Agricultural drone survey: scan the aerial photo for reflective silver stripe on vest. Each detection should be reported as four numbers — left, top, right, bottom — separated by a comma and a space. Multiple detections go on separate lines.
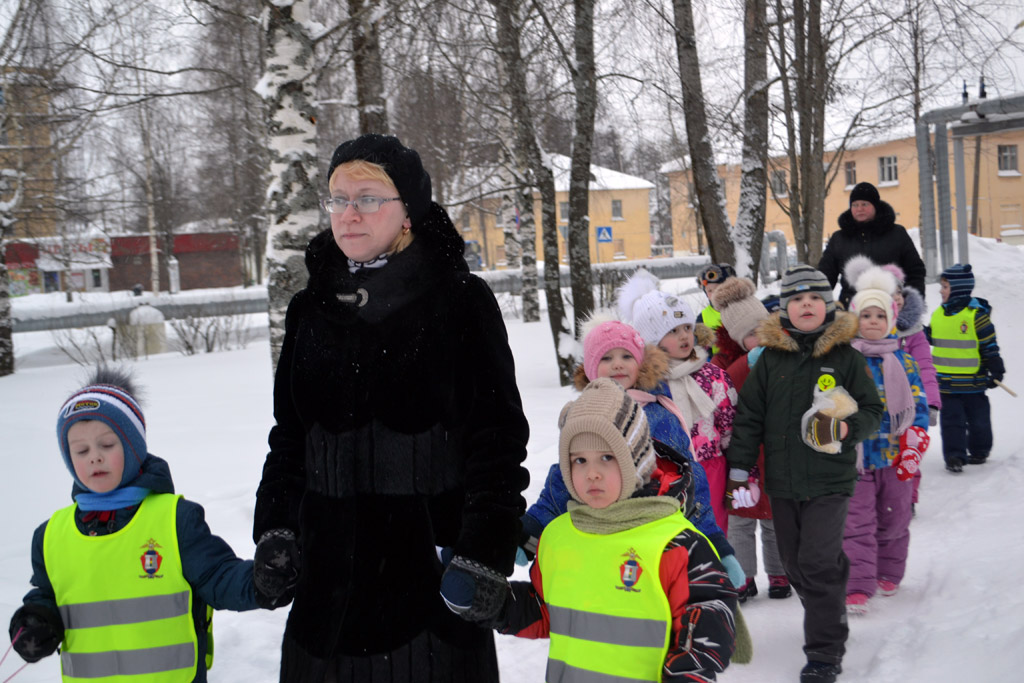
59, 591, 190, 629
548, 605, 665, 648
61, 642, 195, 678
932, 339, 977, 349
547, 658, 652, 683
932, 356, 981, 367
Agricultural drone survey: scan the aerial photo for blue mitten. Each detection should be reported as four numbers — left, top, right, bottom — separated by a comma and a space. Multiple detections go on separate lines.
439, 554, 510, 623
514, 547, 530, 567
721, 553, 747, 589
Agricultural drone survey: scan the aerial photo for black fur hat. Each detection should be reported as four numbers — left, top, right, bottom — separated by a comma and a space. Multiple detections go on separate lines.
327, 134, 432, 226
849, 182, 881, 210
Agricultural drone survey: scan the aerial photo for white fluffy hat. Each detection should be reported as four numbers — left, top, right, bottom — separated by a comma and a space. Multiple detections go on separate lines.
846, 259, 899, 333
616, 269, 695, 345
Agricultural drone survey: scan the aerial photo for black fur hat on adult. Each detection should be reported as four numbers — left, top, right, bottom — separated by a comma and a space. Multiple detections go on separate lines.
327, 134, 433, 226
849, 181, 881, 210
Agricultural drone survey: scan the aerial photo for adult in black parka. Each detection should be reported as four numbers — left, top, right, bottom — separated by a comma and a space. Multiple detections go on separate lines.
252, 134, 530, 682
818, 181, 926, 308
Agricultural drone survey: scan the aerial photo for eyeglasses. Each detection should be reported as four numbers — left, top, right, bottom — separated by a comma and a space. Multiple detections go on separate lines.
321, 196, 403, 214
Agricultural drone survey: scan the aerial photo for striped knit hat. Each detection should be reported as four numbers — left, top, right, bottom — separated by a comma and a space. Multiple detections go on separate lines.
779, 264, 836, 330
57, 371, 148, 491
941, 263, 974, 300
558, 377, 657, 504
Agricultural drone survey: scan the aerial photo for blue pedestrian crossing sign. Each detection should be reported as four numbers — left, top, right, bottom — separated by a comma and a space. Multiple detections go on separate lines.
596, 226, 613, 243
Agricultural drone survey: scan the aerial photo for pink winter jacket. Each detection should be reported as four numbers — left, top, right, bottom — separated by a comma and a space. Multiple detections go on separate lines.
899, 329, 941, 409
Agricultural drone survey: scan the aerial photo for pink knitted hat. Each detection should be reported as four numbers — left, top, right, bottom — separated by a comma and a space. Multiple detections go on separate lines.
880, 263, 906, 289
582, 320, 646, 382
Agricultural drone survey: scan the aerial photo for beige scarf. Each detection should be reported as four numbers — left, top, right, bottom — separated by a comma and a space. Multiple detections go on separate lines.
666, 347, 716, 430
568, 496, 681, 534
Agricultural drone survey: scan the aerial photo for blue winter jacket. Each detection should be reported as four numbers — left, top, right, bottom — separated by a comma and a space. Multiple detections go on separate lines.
523, 386, 733, 557
20, 455, 258, 681
859, 346, 929, 470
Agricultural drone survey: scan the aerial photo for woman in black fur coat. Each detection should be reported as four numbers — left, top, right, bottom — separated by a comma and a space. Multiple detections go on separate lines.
818, 181, 927, 308
252, 134, 530, 682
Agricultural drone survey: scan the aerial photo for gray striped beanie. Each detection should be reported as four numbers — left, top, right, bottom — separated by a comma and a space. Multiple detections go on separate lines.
558, 377, 657, 503
779, 264, 836, 328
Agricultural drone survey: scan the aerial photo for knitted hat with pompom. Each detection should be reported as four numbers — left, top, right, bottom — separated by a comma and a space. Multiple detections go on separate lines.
710, 277, 769, 343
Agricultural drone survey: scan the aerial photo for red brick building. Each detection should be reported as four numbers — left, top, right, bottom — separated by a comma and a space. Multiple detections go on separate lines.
5, 232, 244, 295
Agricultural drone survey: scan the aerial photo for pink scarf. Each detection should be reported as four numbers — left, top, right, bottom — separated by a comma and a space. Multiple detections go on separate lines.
852, 337, 915, 436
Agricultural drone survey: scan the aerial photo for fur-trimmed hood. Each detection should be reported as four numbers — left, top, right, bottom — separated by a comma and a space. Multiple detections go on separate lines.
895, 285, 926, 336
574, 344, 669, 391
756, 310, 859, 357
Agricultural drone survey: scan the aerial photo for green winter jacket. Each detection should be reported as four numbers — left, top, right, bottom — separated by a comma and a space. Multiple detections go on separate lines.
725, 311, 883, 500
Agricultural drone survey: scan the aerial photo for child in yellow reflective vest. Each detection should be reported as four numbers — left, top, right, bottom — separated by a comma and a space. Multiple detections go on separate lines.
928, 263, 1005, 471
7, 367, 288, 682
492, 378, 737, 682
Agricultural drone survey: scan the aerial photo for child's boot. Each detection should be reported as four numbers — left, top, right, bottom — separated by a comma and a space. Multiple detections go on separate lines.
768, 574, 792, 599
967, 451, 989, 465
845, 592, 869, 616
945, 458, 965, 473
738, 577, 758, 603
800, 661, 842, 683
877, 580, 899, 596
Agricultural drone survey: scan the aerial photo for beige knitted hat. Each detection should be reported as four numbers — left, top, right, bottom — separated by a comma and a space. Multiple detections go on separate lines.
711, 277, 769, 342
557, 377, 657, 503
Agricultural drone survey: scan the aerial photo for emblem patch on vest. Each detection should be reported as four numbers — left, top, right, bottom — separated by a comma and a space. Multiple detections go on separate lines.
960, 322, 968, 334
140, 538, 164, 578
617, 547, 644, 592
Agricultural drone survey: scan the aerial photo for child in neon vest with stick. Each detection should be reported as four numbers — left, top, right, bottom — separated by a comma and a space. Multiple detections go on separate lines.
928, 263, 1005, 471
7, 367, 288, 681
493, 378, 737, 682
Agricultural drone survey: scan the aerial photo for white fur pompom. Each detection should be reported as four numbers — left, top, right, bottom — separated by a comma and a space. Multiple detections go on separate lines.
615, 269, 660, 323
842, 255, 877, 288
578, 308, 620, 342
853, 265, 899, 296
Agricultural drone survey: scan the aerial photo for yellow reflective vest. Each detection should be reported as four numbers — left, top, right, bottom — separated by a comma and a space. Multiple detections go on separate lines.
930, 306, 981, 374
538, 509, 704, 683
43, 493, 204, 682
700, 305, 721, 354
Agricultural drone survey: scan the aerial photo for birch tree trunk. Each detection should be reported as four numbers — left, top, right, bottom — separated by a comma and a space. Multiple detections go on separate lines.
259, 0, 320, 369
733, 0, 769, 279
348, 0, 389, 134
0, 171, 21, 377
567, 0, 596, 334
490, 0, 574, 385
671, 0, 733, 265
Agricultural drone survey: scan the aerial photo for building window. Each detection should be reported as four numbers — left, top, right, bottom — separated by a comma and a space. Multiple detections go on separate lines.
461, 211, 471, 232
844, 161, 857, 187
91, 269, 102, 288
998, 145, 1019, 173
878, 155, 898, 184
611, 199, 623, 220
770, 170, 788, 197
559, 201, 569, 222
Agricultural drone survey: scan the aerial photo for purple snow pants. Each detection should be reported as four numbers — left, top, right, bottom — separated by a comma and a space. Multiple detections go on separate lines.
842, 467, 914, 597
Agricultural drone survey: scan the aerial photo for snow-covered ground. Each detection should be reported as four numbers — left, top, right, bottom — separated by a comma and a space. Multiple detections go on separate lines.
2, 233, 1022, 682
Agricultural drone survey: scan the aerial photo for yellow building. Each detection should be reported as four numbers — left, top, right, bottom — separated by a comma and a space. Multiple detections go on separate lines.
666, 126, 1024, 250
456, 155, 655, 269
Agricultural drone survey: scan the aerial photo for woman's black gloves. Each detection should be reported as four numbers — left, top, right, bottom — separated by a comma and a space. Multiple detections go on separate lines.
253, 529, 300, 609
